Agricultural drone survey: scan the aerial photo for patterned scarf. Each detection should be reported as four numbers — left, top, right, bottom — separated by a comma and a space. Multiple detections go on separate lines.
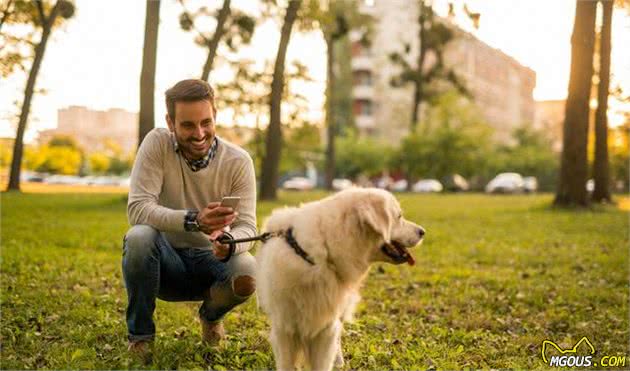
171, 134, 219, 172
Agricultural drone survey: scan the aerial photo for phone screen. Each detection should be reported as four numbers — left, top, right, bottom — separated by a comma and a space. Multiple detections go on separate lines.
220, 196, 241, 209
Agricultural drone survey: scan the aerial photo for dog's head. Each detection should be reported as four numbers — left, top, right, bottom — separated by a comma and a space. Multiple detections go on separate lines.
350, 188, 425, 265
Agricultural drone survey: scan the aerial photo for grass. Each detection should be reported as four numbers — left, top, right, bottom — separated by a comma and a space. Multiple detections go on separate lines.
1, 189, 628, 370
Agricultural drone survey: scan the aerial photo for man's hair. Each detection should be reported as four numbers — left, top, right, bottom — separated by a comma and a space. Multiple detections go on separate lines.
165, 79, 216, 121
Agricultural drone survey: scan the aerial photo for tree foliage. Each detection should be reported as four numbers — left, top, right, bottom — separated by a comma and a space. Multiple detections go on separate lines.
389, 0, 470, 130
178, 0, 256, 81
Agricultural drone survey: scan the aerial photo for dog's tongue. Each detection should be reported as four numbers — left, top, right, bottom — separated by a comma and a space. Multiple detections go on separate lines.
406, 253, 416, 266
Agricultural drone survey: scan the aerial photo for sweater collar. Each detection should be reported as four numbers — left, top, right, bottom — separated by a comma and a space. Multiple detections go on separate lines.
170, 133, 219, 172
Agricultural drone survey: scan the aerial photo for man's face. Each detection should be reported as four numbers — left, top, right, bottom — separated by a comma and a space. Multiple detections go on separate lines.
166, 100, 216, 160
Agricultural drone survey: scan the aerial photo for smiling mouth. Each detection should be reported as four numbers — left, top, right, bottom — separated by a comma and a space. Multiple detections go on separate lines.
381, 240, 415, 266
190, 139, 208, 148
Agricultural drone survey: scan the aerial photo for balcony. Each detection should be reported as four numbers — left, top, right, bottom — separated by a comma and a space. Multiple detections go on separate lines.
353, 85, 374, 99
355, 115, 375, 129
351, 55, 372, 70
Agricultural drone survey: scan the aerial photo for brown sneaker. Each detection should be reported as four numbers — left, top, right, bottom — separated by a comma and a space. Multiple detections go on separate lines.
128, 340, 152, 364
200, 316, 225, 344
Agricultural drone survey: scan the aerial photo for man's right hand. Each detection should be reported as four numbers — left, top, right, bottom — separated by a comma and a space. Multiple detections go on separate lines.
197, 202, 238, 234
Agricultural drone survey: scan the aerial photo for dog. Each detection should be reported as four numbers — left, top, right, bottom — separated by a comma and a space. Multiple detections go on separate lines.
255, 188, 425, 371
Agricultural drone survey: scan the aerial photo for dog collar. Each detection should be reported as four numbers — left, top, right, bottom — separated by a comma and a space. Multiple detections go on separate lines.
284, 227, 315, 266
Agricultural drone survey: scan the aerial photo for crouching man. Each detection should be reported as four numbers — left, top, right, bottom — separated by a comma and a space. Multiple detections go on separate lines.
122, 79, 257, 360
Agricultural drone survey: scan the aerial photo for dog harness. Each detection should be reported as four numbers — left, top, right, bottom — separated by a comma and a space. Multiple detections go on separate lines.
216, 228, 315, 265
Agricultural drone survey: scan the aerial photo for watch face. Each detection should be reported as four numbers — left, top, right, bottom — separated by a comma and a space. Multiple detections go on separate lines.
185, 220, 198, 232
185, 211, 200, 232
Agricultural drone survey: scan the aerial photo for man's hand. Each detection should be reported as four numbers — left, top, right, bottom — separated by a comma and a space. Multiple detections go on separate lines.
197, 202, 238, 235
208, 229, 231, 260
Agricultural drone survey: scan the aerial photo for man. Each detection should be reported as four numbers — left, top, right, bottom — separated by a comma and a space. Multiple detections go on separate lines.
123, 79, 257, 359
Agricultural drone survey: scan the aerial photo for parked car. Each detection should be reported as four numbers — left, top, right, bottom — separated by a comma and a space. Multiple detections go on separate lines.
523, 176, 538, 193
586, 179, 594, 193
442, 174, 469, 192
412, 179, 443, 193
282, 177, 315, 191
20, 171, 46, 183
332, 178, 353, 191
485, 172, 524, 193
391, 179, 408, 192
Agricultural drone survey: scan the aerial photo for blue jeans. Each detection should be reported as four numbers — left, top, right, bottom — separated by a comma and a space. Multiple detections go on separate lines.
122, 225, 256, 342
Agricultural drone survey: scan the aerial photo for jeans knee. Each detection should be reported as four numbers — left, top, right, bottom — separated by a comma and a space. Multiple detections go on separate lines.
123, 225, 159, 272
232, 275, 256, 298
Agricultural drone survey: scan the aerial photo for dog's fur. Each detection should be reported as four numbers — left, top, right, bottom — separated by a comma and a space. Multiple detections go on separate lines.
256, 188, 424, 371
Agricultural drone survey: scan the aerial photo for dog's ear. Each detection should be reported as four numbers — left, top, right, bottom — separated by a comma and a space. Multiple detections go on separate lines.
358, 195, 393, 243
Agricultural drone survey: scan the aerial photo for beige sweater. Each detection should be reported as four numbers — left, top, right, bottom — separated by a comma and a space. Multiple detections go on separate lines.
127, 128, 257, 254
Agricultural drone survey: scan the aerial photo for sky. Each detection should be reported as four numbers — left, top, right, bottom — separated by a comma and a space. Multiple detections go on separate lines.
1, 0, 629, 142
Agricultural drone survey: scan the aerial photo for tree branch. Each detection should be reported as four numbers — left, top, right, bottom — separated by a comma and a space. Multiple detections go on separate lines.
177, 0, 210, 44
35, 0, 46, 25
0, 0, 14, 33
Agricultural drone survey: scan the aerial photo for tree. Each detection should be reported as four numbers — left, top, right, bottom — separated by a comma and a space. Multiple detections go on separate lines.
260, 0, 302, 200
335, 136, 393, 179
6, 0, 75, 191
138, 0, 160, 149
391, 91, 493, 183
88, 153, 111, 174
592, 0, 614, 203
304, 0, 372, 190
178, 0, 256, 81
555, 1, 597, 207
493, 127, 559, 191
389, 0, 472, 131
217, 58, 314, 176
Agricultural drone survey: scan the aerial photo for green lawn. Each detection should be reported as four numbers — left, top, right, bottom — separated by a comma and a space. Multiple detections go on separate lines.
1, 191, 628, 370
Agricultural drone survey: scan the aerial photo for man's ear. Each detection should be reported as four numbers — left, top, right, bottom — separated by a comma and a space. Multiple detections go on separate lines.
358, 195, 392, 243
166, 114, 174, 132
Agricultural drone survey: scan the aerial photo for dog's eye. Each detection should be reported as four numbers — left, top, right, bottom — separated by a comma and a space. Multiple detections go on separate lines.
397, 213, 403, 220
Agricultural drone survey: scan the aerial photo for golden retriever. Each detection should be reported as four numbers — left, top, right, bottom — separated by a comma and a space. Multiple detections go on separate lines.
256, 188, 425, 371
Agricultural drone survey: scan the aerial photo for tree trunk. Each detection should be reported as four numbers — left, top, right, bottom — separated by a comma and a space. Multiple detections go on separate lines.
554, 0, 597, 207
260, 0, 301, 201
592, 0, 613, 203
138, 0, 160, 148
411, 1, 427, 132
200, 0, 231, 82
7, 4, 60, 191
324, 35, 335, 190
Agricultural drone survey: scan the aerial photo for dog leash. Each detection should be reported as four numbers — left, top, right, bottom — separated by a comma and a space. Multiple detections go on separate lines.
214, 229, 315, 265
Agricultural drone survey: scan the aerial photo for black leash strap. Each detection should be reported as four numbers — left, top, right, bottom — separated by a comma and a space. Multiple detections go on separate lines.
215, 232, 277, 262
214, 229, 314, 266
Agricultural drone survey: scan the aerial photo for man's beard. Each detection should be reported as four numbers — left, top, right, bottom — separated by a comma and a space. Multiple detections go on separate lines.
174, 130, 212, 160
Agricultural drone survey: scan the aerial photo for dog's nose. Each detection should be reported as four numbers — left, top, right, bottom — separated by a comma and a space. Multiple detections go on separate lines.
417, 227, 425, 238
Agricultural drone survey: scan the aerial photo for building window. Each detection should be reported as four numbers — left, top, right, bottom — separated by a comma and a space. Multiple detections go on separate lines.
354, 99, 373, 116
351, 41, 371, 57
353, 70, 372, 86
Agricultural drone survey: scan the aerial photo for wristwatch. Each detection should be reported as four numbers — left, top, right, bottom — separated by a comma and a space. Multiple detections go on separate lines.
184, 210, 200, 232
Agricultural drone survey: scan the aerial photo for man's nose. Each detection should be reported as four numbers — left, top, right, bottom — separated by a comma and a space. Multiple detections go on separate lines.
417, 227, 425, 238
193, 125, 204, 139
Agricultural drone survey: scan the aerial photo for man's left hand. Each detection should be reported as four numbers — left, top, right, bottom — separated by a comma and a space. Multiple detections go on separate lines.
208, 230, 231, 260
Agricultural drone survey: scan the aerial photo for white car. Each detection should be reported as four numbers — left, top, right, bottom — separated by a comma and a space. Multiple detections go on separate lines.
485, 173, 524, 193
282, 177, 315, 191
412, 179, 443, 193
586, 179, 594, 192
332, 178, 353, 191
391, 179, 408, 192
523, 176, 538, 193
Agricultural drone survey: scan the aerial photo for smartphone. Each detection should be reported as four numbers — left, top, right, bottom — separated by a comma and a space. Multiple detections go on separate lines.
220, 196, 241, 210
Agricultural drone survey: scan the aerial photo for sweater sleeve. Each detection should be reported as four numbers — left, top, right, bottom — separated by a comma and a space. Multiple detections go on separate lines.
227, 155, 258, 254
127, 130, 187, 231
